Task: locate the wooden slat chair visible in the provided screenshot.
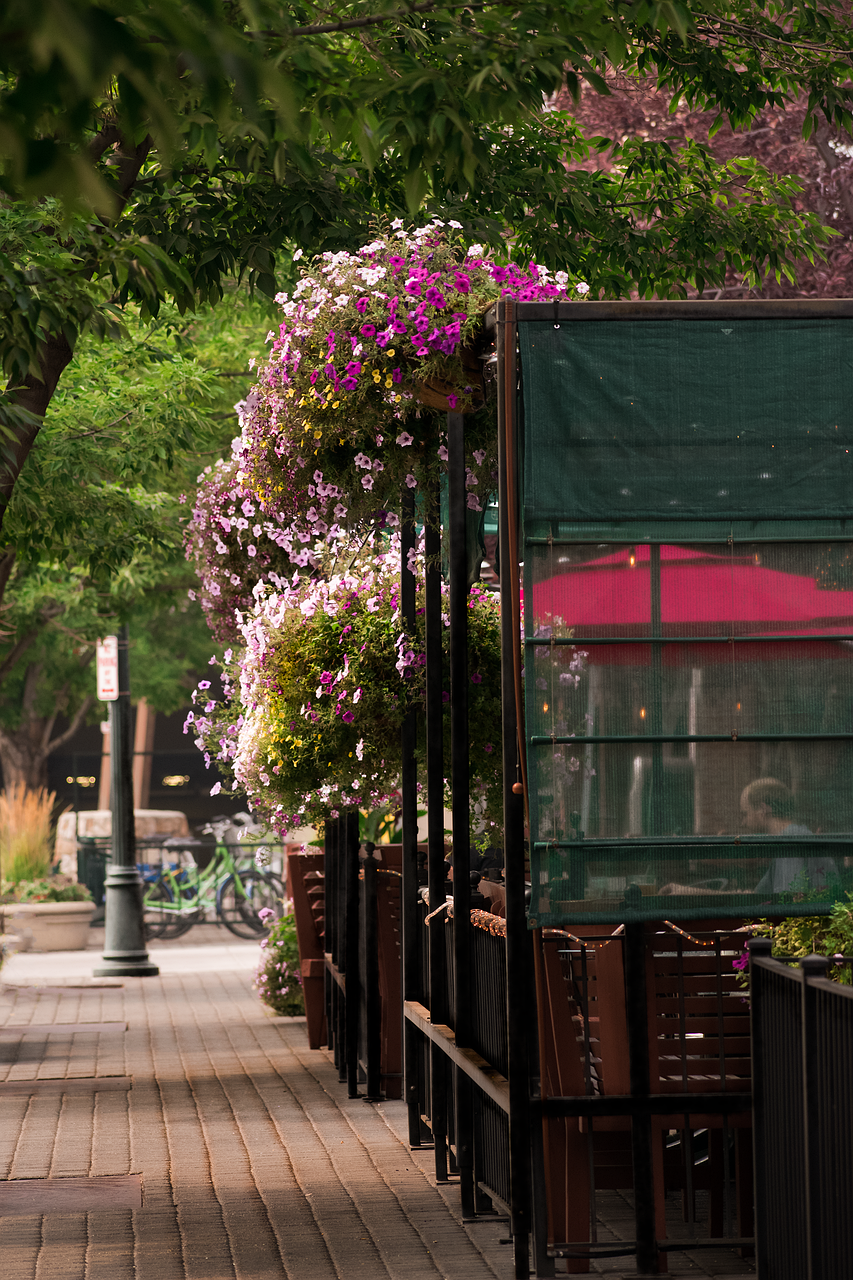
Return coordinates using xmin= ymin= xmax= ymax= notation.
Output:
xmin=537 ymin=920 xmax=752 ymax=1273
xmin=286 ymin=850 xmax=327 ymax=1049
xmin=537 ymin=926 xmax=656 ymax=1275
xmin=644 ymin=921 xmax=754 ymax=1241
xmin=592 ymin=922 xmax=753 ymax=1251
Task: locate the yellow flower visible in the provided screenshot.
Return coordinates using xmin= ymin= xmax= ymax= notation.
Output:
xmin=388 ymin=348 xmax=396 ymax=357
xmin=385 ymin=378 xmax=393 ymax=388
xmin=332 ymin=401 xmax=340 ymax=409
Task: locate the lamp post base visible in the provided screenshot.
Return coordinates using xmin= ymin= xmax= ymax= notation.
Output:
xmin=93 ymin=955 xmax=160 ymax=977
xmin=94 ymin=865 xmax=159 ymax=978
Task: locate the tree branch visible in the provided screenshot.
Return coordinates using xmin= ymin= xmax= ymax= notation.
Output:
xmin=0 ymin=626 xmax=40 ymax=687
xmin=285 ymin=0 xmax=510 ymax=37
xmin=811 ymin=124 xmax=853 ymax=226
xmin=88 ymin=124 xmax=122 ymax=165
xmin=43 ymin=694 xmax=96 ymax=759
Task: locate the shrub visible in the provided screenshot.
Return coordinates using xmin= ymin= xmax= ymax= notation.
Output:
xmin=10 ymin=878 xmax=93 ymax=904
xmin=254 ymin=908 xmax=305 ymax=1016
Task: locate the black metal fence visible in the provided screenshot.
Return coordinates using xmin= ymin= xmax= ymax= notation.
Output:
xmin=750 ymin=938 xmax=853 ymax=1280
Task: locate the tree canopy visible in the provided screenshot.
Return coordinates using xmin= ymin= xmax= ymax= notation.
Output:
xmin=3 ymin=1 xmax=853 ymax=633
xmin=0 ymin=288 xmax=271 ymax=788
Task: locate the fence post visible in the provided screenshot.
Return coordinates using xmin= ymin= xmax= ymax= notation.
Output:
xmin=748 ymin=936 xmax=773 ymax=1277
xmin=344 ymin=808 xmax=360 ymax=1097
xmin=624 ymin=921 xmax=657 ymax=1274
xmin=801 ymin=953 xmax=830 ymax=1280
xmin=362 ymin=841 xmax=381 ymax=1100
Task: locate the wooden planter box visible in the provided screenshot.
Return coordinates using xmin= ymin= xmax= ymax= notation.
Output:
xmin=3 ymin=901 xmax=97 ymax=951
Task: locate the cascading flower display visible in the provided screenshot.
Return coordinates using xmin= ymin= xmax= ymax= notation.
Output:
xmin=185 ymin=454 xmax=300 ymax=642
xmin=187 ymin=221 xmax=581 ymax=586
xmin=186 ymin=533 xmax=504 ymax=834
xmin=185 ymin=225 xmax=584 ymax=837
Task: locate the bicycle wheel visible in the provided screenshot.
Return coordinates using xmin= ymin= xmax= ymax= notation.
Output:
xmin=217 ymin=870 xmax=285 ymax=939
xmin=143 ymin=876 xmax=197 ymax=940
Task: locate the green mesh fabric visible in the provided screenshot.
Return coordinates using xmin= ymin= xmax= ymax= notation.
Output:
xmin=519 ymin=319 xmax=853 ymax=925
xmin=520 ymin=319 xmax=853 ymax=527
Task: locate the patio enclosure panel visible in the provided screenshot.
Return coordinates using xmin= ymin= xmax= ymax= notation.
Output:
xmin=519 ymin=315 xmax=853 ymax=925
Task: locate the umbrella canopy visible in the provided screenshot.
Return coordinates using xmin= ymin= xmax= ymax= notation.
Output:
xmin=530 ymin=544 xmax=853 ymax=662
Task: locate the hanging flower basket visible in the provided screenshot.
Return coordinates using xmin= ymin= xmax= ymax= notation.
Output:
xmin=415 ymin=346 xmax=485 ymax=412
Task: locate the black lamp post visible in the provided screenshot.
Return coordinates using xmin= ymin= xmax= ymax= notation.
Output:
xmin=93 ymin=626 xmax=159 ymax=978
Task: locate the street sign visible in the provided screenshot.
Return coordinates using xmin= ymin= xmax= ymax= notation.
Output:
xmin=96 ymin=636 xmax=119 ymax=701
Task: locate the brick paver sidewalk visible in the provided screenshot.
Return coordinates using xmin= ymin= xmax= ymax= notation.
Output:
xmin=0 ymin=933 xmax=753 ymax=1279
xmin=0 ymin=942 xmax=513 ymax=1280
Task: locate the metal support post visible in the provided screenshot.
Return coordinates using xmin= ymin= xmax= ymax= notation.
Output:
xmin=400 ymin=488 xmax=424 ymax=1143
xmin=748 ymin=936 xmax=772 ymax=1275
xmin=448 ymin=409 xmax=475 ymax=1217
xmin=801 ymin=952 xmax=830 ymax=1280
xmin=94 ymin=626 xmax=158 ymax=978
xmin=497 ymin=298 xmax=532 ymax=1278
xmin=425 ymin=476 xmax=449 ymax=1180
xmin=624 ymin=921 xmax=657 ymax=1274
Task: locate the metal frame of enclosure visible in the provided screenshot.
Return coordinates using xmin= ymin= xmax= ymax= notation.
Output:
xmin=320 ymin=298 xmax=853 ymax=1278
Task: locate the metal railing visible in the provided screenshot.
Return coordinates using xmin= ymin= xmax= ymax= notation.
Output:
xmin=750 ymin=938 xmax=853 ymax=1280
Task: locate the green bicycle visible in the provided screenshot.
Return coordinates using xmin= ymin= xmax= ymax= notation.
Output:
xmin=143 ymin=836 xmax=285 ymax=940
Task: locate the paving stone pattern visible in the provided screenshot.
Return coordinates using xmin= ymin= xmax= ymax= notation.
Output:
xmin=0 ymin=953 xmax=754 ymax=1280
xmin=0 ymin=965 xmax=515 ymax=1280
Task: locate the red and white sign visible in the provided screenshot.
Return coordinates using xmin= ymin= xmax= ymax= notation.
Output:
xmin=96 ymin=636 xmax=119 ymax=701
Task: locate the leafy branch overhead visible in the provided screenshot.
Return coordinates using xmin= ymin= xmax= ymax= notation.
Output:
xmin=3 ymin=1 xmax=853 ymax=202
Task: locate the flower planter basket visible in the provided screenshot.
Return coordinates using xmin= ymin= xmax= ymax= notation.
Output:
xmin=3 ymin=901 xmax=97 ymax=951
xmin=415 ymin=347 xmax=485 ymax=412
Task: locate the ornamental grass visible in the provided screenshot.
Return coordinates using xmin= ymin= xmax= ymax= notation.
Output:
xmin=0 ymin=783 xmax=57 ymax=884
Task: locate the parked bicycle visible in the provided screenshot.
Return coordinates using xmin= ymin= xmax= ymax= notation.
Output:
xmin=142 ymin=824 xmax=285 ymax=940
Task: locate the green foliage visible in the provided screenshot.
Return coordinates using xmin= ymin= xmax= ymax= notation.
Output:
xmin=254 ymin=910 xmax=305 ymax=1017
xmin=0 ymin=289 xmax=276 ymax=777
xmin=6 ymin=878 xmax=93 ymax=904
xmin=752 ymin=898 xmax=853 ymax=984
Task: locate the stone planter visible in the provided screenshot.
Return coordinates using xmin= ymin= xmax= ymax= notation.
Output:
xmin=2 ymin=901 xmax=97 ymax=952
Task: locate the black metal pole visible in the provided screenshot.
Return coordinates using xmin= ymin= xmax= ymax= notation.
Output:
xmin=748 ymin=936 xmax=772 ymax=1278
xmin=624 ymin=920 xmax=658 ymax=1274
xmin=94 ymin=626 xmax=158 ymax=978
xmin=448 ymin=409 xmax=475 ymax=1218
xmin=361 ymin=841 xmax=381 ymax=1099
xmin=497 ymin=298 xmax=533 ymax=1279
xmin=801 ymin=952 xmax=830 ymax=1280
xmin=324 ymin=817 xmax=338 ymax=1065
xmin=400 ymin=487 xmax=424 ymax=1143
xmin=345 ymin=808 xmax=360 ymax=1096
xmin=425 ymin=474 xmax=449 ymax=1180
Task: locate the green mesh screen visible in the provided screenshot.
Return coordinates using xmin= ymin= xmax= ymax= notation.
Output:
xmin=520 ymin=319 xmax=853 ymax=526
xmin=520 ymin=320 xmax=853 ymax=925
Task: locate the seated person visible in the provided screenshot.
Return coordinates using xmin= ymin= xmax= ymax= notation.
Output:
xmin=741 ymin=777 xmax=837 ymax=895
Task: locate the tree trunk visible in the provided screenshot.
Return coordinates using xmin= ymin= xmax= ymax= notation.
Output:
xmin=2 ymin=331 xmax=77 ymax=529
xmin=0 ymin=130 xmax=153 ymax=609
xmin=0 ymin=681 xmax=95 ymax=794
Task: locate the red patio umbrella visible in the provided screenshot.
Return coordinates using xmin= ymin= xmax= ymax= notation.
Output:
xmin=530 ymin=544 xmax=853 ymax=664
